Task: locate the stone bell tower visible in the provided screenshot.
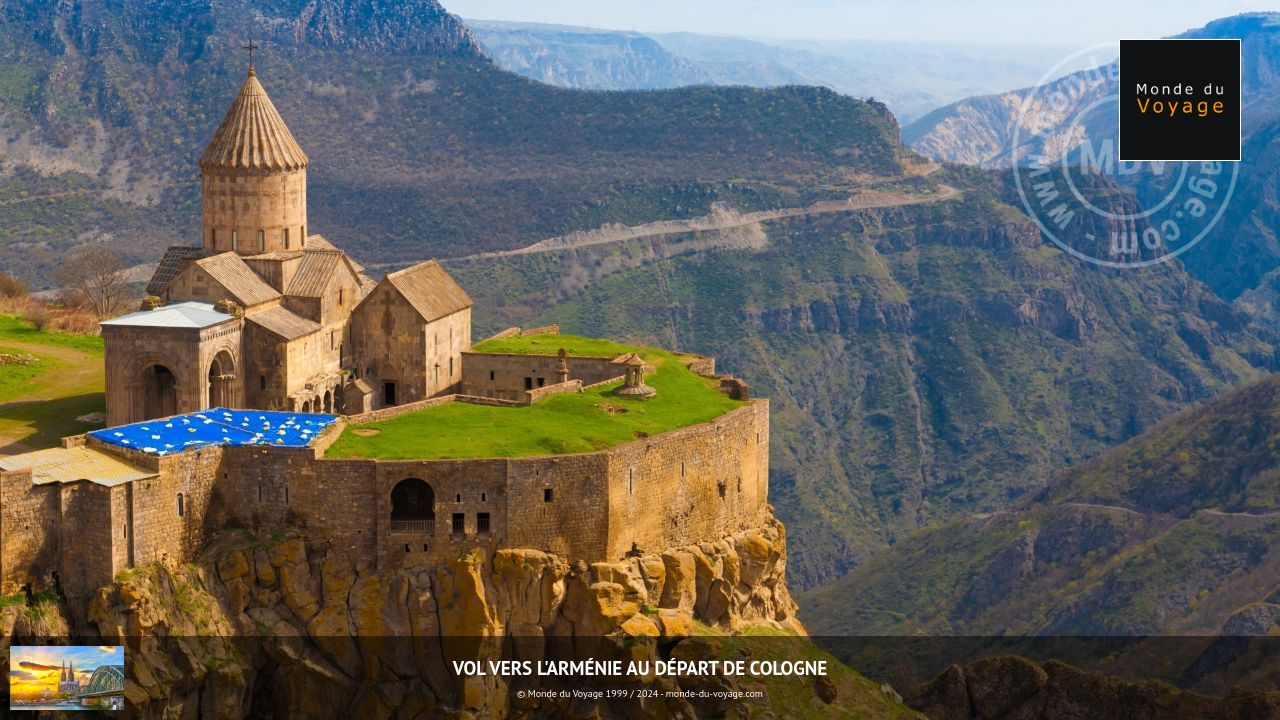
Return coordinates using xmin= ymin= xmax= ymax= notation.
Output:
xmin=199 ymin=57 xmax=309 ymax=256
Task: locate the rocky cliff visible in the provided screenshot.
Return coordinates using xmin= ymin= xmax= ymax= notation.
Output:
xmin=908 ymin=655 xmax=1280 ymax=720
xmin=3 ymin=518 xmax=914 ymax=719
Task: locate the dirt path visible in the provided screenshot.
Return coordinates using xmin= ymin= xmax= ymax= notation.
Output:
xmin=364 ymin=178 xmax=962 ymax=272
xmin=448 ymin=184 xmax=960 ymax=263
xmin=0 ymin=189 xmax=90 ymax=207
xmin=1200 ymin=508 xmax=1280 ymax=519
xmin=0 ymin=340 xmax=101 ymax=400
xmin=0 ymin=339 xmax=104 ymax=455
xmin=1063 ymin=501 xmax=1147 ymax=517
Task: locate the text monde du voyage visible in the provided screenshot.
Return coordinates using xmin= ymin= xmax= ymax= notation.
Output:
xmin=1134 ymin=82 xmax=1229 ymax=118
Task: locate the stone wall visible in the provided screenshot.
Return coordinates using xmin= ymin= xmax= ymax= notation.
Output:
xmin=460 ymin=352 xmax=625 ymax=401
xmin=125 ymin=447 xmax=224 ymax=570
xmin=348 ymin=285 xmax=470 ymax=407
xmin=57 ymin=481 xmax=116 ymax=597
xmin=0 ymin=470 xmax=58 ymax=595
xmin=603 ymin=402 xmax=769 ymax=559
xmin=102 ymin=320 xmax=244 ymax=426
xmin=3 ymin=397 xmax=769 ymax=600
xmin=201 ymin=167 xmax=307 ymax=255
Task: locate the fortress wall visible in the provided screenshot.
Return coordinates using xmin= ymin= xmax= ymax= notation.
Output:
xmin=505 ymin=454 xmax=611 ymax=560
xmin=58 ymin=482 xmax=116 ymax=596
xmin=111 ymin=485 xmax=131 ymax=580
xmin=219 ymin=446 xmax=329 ymax=529
xmin=603 ymin=401 xmax=770 ymax=560
xmin=374 ymin=460 xmax=508 ymax=569
xmin=460 ymin=353 xmax=625 ymax=401
xmin=308 ymin=459 xmax=379 ymax=557
xmin=127 ymin=447 xmax=224 ymax=568
xmin=0 ymin=470 xmax=58 ymax=595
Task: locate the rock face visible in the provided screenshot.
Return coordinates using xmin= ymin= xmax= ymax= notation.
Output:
xmin=82 ymin=520 xmax=800 ymax=719
xmin=908 ymin=655 xmax=1280 ymax=720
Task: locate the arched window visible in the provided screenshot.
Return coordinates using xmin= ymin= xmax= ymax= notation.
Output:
xmin=284 ymin=228 xmax=290 ymax=249
xmin=256 ymin=229 xmax=265 ymax=253
xmin=177 ymin=493 xmax=184 ymax=517
xmin=391 ymin=478 xmax=435 ymax=534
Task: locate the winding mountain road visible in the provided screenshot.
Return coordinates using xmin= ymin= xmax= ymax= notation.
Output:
xmin=454 ymin=183 xmax=961 ymax=262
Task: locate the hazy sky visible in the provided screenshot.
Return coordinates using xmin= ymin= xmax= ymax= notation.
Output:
xmin=441 ymin=1 xmax=1275 ymax=46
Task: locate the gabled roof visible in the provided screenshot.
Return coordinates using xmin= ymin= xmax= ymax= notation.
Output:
xmin=304 ymin=234 xmax=337 ymax=251
xmin=194 ymin=253 xmax=281 ymax=307
xmin=246 ymin=305 xmax=320 ymax=340
xmin=286 ymin=250 xmax=344 ymax=298
xmin=101 ymin=301 xmax=233 ymax=329
xmin=382 ymin=260 xmax=473 ymax=322
xmin=199 ymin=69 xmax=309 ymax=172
xmin=146 ymin=246 xmax=208 ymax=296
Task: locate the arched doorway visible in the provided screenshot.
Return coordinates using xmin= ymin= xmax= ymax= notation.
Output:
xmin=301 ymin=399 xmax=312 ymax=413
xmin=333 ymin=384 xmax=346 ymax=415
xmin=141 ymin=364 xmax=177 ymax=419
xmin=390 ymin=478 xmax=435 ymax=534
xmin=322 ymin=389 xmax=333 ymax=414
xmin=208 ymin=351 xmax=235 ymax=408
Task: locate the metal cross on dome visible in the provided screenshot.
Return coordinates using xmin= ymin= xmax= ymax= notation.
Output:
xmin=243 ymin=39 xmax=258 ymax=70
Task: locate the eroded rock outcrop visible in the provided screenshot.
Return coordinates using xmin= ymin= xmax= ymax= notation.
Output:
xmin=81 ymin=519 xmax=801 ymax=719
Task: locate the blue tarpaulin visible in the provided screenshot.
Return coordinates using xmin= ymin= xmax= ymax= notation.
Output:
xmin=89 ymin=408 xmax=338 ymax=456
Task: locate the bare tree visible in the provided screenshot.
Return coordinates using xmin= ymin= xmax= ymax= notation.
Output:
xmin=55 ymin=245 xmax=130 ymax=318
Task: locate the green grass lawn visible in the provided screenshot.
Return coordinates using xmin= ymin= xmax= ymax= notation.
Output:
xmin=473 ymin=334 xmax=642 ymax=358
xmin=0 ymin=314 xmax=105 ymax=452
xmin=326 ymin=335 xmax=743 ymax=460
xmin=0 ymin=314 xmax=104 ymax=353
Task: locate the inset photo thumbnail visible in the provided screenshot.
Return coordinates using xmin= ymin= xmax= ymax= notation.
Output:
xmin=8 ymin=645 xmax=125 ymax=712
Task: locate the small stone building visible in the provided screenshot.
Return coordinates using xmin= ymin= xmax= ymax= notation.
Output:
xmin=102 ymin=66 xmax=472 ymax=426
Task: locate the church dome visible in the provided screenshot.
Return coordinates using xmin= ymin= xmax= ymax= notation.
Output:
xmin=199 ymin=68 xmax=309 ymax=173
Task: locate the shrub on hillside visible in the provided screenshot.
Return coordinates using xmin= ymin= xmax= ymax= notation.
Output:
xmin=23 ymin=303 xmax=49 ymax=331
xmin=0 ymin=273 xmax=26 ymax=298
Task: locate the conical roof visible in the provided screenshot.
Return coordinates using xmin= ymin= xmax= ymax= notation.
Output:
xmin=199 ymin=69 xmax=308 ymax=172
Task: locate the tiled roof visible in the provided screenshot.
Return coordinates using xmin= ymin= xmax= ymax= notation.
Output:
xmin=195 ymin=253 xmax=281 ymax=307
xmin=0 ymin=446 xmax=157 ymax=487
xmin=101 ymin=301 xmax=234 ymax=329
xmin=247 ymin=305 xmax=320 ymax=340
xmin=304 ymin=234 xmax=337 ymax=251
xmin=384 ymin=260 xmax=473 ymax=322
xmin=286 ymin=250 xmax=343 ymax=298
xmin=199 ymin=69 xmax=308 ymax=172
xmin=146 ymin=246 xmax=207 ymax=296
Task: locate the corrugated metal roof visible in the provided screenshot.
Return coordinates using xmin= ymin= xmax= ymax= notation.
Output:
xmin=247 ymin=305 xmax=320 ymax=340
xmin=146 ymin=246 xmax=207 ymax=296
xmin=0 ymin=446 xmax=156 ymax=487
xmin=384 ymin=260 xmax=473 ymax=322
xmin=196 ymin=253 xmax=281 ymax=307
xmin=199 ymin=69 xmax=308 ymax=172
xmin=286 ymin=250 xmax=342 ymax=298
xmin=101 ymin=301 xmax=234 ymax=329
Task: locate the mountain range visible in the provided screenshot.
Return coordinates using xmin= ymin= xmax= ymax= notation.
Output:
xmin=903 ymin=13 xmax=1280 ymax=168
xmin=468 ymin=19 xmax=1083 ymax=125
xmin=0 ymin=0 xmax=899 ymax=289
xmin=7 ymin=0 xmax=1280 ymax=652
xmin=802 ymin=366 xmax=1280 ymax=639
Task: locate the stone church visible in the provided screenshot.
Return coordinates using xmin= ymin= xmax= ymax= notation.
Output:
xmin=102 ymin=65 xmax=472 ymax=426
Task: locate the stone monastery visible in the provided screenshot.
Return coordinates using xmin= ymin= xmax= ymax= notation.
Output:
xmin=0 ymin=66 xmax=771 ymax=610
xmin=103 ymin=64 xmax=471 ymax=426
